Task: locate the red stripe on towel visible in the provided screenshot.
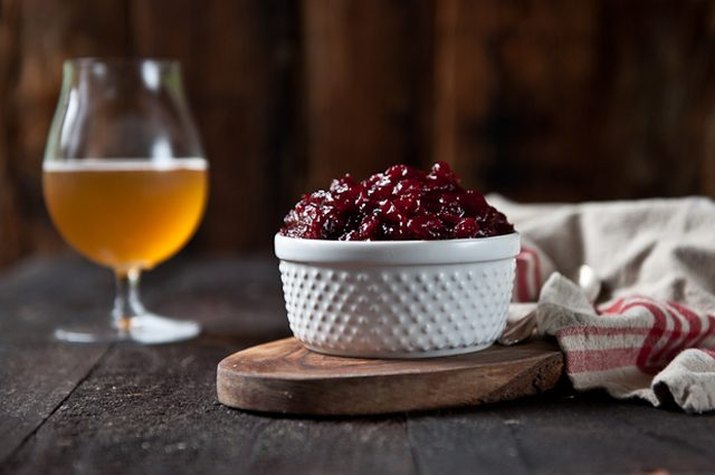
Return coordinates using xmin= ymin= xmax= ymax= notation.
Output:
xmin=522 ymin=246 xmax=542 ymax=298
xmin=565 ymin=347 xmax=640 ymax=373
xmin=621 ymin=300 xmax=669 ymax=375
xmin=648 ymin=303 xmax=683 ymax=369
xmin=668 ymin=301 xmax=702 ymax=346
xmin=515 ymin=251 xmax=531 ymax=302
xmin=556 ymin=326 xmax=650 ymax=338
xmin=599 ymin=298 xmax=627 ymax=315
xmin=689 ymin=314 xmax=715 ymax=349
xmin=513 ymin=245 xmax=543 ymax=302
xmin=662 ymin=302 xmax=700 ymax=362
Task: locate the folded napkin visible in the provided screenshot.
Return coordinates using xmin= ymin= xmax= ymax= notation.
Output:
xmin=490 ymin=196 xmax=715 ymax=413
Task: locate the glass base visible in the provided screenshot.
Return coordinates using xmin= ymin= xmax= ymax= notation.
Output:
xmin=54 ymin=314 xmax=201 ymax=345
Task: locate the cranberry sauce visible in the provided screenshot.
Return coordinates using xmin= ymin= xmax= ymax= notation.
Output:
xmin=280 ymin=162 xmax=514 ymax=241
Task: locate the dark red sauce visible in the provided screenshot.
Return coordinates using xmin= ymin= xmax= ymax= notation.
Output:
xmin=280 ymin=162 xmax=514 ymax=241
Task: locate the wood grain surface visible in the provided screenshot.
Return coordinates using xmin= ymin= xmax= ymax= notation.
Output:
xmin=217 ymin=337 xmax=564 ymax=415
xmin=2 ymin=256 xmax=715 ymax=474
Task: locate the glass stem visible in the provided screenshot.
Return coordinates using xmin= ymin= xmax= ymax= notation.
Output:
xmin=113 ymin=268 xmax=146 ymax=331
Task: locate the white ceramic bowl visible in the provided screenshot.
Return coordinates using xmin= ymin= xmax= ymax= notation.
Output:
xmin=275 ymin=232 xmax=520 ymax=358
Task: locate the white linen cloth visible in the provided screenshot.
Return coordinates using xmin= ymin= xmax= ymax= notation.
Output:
xmin=491 ymin=196 xmax=715 ymax=413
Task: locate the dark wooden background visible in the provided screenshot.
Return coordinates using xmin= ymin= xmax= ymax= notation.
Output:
xmin=1 ymin=0 xmax=714 ymax=268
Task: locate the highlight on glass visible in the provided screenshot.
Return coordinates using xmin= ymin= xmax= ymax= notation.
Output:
xmin=43 ymin=58 xmax=208 ymax=344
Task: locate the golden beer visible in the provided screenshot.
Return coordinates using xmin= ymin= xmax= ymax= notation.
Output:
xmin=43 ymin=159 xmax=208 ymax=272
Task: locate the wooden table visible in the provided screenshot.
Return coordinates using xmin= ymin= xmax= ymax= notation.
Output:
xmin=1 ymin=255 xmax=713 ymax=474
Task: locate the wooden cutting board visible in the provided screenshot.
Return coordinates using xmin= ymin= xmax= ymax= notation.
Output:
xmin=217 ymin=338 xmax=564 ymax=415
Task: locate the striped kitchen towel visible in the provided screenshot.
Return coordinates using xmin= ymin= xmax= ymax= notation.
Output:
xmin=512 ymin=239 xmax=554 ymax=303
xmin=537 ymin=273 xmax=715 ymax=413
xmin=493 ymin=196 xmax=715 ymax=413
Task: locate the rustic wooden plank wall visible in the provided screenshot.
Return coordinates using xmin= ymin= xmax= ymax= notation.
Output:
xmin=0 ymin=0 xmax=713 ymax=267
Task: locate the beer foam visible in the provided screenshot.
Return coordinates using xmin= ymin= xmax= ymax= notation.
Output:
xmin=43 ymin=158 xmax=208 ymax=172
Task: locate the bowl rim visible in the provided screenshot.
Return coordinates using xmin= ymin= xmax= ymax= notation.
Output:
xmin=274 ymin=232 xmax=520 ymax=265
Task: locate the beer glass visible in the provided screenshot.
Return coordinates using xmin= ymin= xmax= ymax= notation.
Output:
xmin=43 ymin=58 xmax=208 ymax=344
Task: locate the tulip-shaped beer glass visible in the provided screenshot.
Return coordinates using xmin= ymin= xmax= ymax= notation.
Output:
xmin=43 ymin=58 xmax=208 ymax=344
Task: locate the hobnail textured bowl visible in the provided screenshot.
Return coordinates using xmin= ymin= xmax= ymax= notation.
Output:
xmin=275 ymin=233 xmax=520 ymax=359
